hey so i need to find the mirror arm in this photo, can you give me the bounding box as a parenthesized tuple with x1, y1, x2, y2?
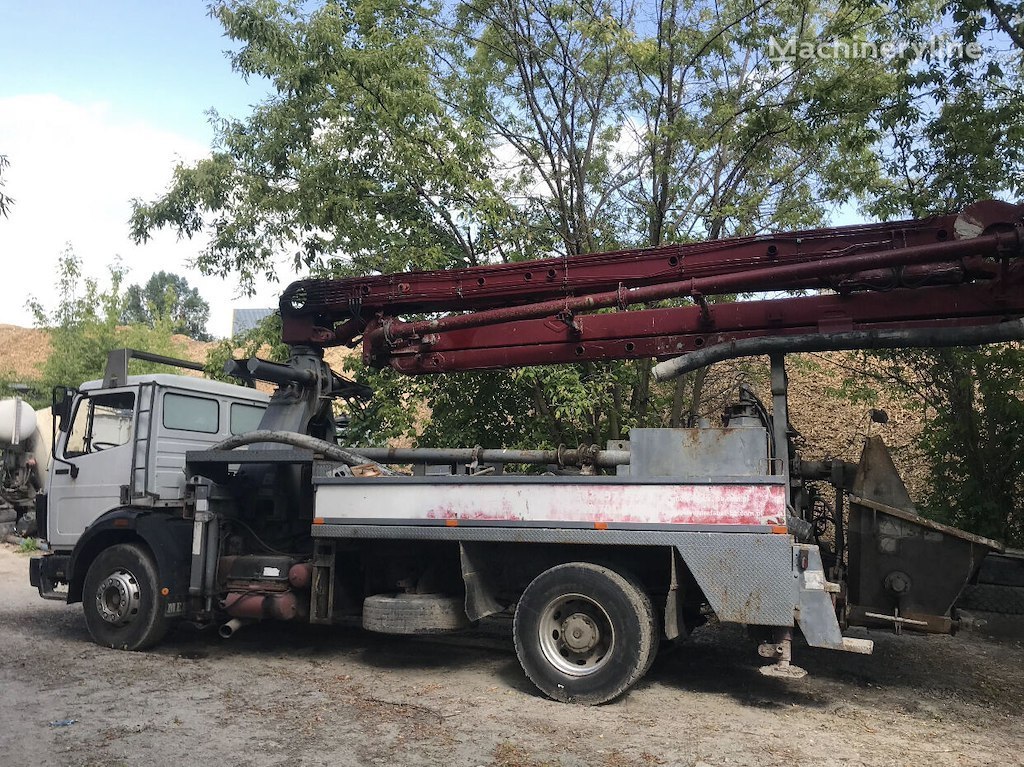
(50, 386, 80, 479)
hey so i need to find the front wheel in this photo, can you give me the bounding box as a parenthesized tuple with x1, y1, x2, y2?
(513, 562, 656, 704)
(82, 543, 169, 650)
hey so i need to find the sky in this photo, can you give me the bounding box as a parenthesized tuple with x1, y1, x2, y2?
(0, 1, 284, 339)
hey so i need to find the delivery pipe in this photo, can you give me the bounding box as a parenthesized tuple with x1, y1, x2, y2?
(210, 431, 398, 476)
(354, 446, 631, 468)
(652, 319, 1024, 381)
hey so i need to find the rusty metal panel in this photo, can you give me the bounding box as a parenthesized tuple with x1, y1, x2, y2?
(627, 427, 770, 479)
(674, 533, 796, 626)
(847, 496, 997, 619)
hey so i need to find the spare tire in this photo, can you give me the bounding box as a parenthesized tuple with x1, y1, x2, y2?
(362, 593, 472, 634)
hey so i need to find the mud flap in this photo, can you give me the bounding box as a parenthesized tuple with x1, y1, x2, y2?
(460, 542, 503, 621)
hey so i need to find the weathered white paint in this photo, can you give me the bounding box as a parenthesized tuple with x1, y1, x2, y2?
(315, 482, 786, 527)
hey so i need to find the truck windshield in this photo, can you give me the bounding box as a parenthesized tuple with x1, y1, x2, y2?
(65, 391, 135, 457)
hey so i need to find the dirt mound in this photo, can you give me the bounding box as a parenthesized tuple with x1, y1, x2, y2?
(787, 352, 927, 497)
(0, 325, 52, 380)
(171, 334, 219, 368)
(0, 326, 218, 381)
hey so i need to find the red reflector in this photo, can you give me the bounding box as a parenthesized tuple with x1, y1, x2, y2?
(113, 518, 130, 528)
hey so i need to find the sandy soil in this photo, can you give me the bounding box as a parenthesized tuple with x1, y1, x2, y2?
(1, 543, 1022, 767)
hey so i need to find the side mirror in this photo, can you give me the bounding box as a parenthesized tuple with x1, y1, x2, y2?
(51, 387, 77, 431)
(50, 387, 80, 479)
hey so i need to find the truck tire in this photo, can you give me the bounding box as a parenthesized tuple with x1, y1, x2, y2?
(362, 593, 472, 634)
(82, 543, 169, 651)
(513, 562, 656, 705)
(957, 584, 1024, 615)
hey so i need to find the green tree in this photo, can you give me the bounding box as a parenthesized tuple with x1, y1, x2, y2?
(28, 249, 186, 390)
(130, 0, 525, 290)
(837, 0, 1024, 544)
(121, 271, 212, 341)
(861, 0, 1024, 217)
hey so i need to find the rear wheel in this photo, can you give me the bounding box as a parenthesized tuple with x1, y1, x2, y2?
(513, 562, 656, 704)
(82, 543, 169, 650)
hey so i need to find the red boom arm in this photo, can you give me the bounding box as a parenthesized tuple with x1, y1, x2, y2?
(279, 200, 1024, 374)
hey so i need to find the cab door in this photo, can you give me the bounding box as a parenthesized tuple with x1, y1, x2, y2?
(46, 387, 138, 549)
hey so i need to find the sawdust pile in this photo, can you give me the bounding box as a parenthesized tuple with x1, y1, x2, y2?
(0, 325, 53, 380)
(0, 326, 219, 381)
(786, 352, 928, 498)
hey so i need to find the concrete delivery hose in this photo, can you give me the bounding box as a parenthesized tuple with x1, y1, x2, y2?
(210, 430, 399, 476)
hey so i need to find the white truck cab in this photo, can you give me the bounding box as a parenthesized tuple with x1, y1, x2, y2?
(45, 373, 269, 551)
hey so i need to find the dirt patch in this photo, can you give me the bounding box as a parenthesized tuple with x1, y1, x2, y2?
(0, 324, 53, 380)
(2, 544, 1023, 767)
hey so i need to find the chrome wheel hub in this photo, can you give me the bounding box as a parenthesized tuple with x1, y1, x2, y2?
(538, 594, 614, 677)
(95, 569, 141, 626)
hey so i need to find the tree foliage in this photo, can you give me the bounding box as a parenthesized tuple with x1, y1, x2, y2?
(838, 0, 1024, 545)
(121, 271, 212, 341)
(28, 250, 187, 391)
(862, 0, 1024, 217)
(839, 347, 1023, 546)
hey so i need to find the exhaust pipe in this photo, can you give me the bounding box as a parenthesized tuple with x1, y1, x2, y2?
(219, 618, 251, 639)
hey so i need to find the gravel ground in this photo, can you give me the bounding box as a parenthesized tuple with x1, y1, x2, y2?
(2, 543, 1022, 767)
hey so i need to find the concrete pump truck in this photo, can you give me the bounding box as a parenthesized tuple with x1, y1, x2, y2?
(29, 200, 1020, 703)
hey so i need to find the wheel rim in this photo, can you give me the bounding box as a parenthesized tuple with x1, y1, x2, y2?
(95, 568, 141, 626)
(537, 593, 614, 676)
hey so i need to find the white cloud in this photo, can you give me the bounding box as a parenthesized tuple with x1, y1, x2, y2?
(0, 94, 284, 338)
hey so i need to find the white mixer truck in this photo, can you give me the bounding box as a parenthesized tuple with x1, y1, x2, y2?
(0, 395, 51, 539)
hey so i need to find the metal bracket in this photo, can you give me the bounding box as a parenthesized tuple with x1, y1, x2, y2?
(555, 309, 583, 334)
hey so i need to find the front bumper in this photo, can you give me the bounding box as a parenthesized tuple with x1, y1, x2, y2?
(29, 553, 71, 601)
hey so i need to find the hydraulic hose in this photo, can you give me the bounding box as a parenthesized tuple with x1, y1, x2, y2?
(209, 430, 399, 476)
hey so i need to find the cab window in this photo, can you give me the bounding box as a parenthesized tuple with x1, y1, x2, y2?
(163, 393, 219, 434)
(64, 392, 135, 457)
(230, 402, 266, 435)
